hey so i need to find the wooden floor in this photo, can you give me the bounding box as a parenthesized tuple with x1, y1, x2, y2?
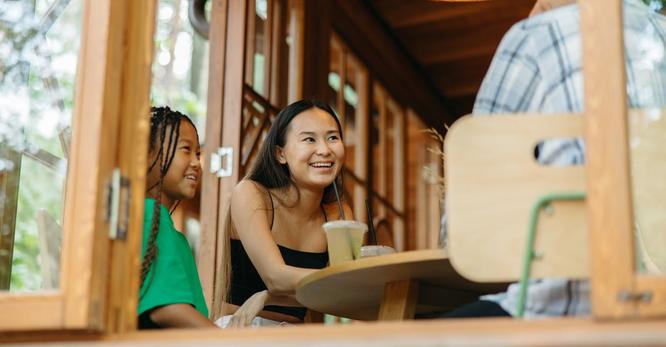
(3, 318, 666, 346)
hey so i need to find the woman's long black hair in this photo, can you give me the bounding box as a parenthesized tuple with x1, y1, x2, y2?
(246, 99, 344, 204)
(213, 100, 344, 317)
(140, 106, 197, 287)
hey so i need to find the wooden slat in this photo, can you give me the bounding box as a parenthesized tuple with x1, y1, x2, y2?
(636, 277, 666, 317)
(0, 145, 21, 290)
(245, 0, 256, 88)
(353, 63, 369, 224)
(580, 0, 636, 319)
(4, 318, 666, 346)
(198, 0, 228, 311)
(393, 106, 406, 252)
(61, 0, 126, 330)
(446, 114, 587, 281)
(287, 0, 304, 103)
(212, 0, 247, 318)
(0, 294, 63, 330)
(106, 0, 156, 333)
(374, 0, 531, 29)
(263, 0, 273, 100)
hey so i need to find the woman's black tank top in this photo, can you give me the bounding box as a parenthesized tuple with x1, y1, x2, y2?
(228, 194, 328, 320)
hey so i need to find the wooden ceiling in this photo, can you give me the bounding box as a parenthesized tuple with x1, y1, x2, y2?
(367, 0, 535, 118)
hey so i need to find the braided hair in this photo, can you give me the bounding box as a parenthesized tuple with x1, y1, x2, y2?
(140, 106, 197, 287)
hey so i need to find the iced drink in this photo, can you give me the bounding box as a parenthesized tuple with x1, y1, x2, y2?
(322, 220, 368, 266)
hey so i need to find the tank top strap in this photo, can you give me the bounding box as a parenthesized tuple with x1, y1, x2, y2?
(268, 191, 275, 230)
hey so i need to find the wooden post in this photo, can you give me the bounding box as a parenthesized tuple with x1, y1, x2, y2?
(212, 0, 248, 318)
(198, 0, 228, 314)
(580, 0, 636, 318)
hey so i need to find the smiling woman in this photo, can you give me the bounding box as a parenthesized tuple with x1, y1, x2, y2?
(214, 100, 353, 328)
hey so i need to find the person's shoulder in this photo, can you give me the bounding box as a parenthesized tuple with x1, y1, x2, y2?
(231, 179, 270, 207)
(505, 3, 579, 38)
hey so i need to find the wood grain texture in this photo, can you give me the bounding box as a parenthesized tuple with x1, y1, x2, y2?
(446, 113, 587, 281)
(295, 249, 506, 320)
(198, 0, 227, 313)
(378, 280, 419, 320)
(106, 0, 156, 333)
(580, 0, 636, 319)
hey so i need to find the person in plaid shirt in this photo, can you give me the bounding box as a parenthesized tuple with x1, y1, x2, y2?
(442, 0, 666, 318)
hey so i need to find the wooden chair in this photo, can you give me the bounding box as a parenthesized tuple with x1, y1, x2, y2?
(445, 110, 665, 316)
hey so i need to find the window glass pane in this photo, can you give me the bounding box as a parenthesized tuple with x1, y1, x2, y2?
(625, 1, 666, 274)
(371, 86, 382, 197)
(0, 0, 82, 292)
(386, 101, 397, 205)
(152, 0, 209, 143)
(344, 55, 359, 174)
(328, 37, 342, 108)
(151, 0, 210, 252)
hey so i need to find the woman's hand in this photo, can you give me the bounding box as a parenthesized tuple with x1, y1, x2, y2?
(227, 290, 269, 328)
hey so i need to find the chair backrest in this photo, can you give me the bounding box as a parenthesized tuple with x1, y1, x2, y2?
(445, 113, 587, 282)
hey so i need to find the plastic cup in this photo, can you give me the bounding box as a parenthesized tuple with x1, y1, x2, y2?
(359, 245, 396, 258)
(322, 220, 368, 266)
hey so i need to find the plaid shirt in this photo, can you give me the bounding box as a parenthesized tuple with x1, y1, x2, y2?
(474, 0, 666, 318)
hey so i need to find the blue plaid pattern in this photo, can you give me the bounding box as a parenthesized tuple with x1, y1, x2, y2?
(474, 0, 666, 317)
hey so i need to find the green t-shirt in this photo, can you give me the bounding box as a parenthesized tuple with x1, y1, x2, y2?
(138, 198, 208, 319)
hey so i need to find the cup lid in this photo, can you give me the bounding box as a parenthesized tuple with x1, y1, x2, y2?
(322, 220, 368, 231)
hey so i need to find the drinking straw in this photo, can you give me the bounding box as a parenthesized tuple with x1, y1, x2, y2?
(332, 180, 346, 220)
(365, 198, 377, 245)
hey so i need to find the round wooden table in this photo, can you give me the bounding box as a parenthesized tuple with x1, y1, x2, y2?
(296, 249, 508, 321)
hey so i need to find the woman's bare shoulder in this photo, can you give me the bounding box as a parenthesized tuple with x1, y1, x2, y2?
(231, 180, 271, 207)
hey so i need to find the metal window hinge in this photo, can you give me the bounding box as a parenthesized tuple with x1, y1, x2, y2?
(617, 290, 652, 303)
(210, 147, 233, 177)
(106, 168, 130, 240)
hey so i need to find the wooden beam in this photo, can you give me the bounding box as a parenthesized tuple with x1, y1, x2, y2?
(106, 0, 156, 333)
(374, 0, 532, 29)
(333, 0, 455, 129)
(407, 20, 516, 66)
(212, 0, 247, 318)
(198, 0, 227, 313)
(581, 0, 636, 318)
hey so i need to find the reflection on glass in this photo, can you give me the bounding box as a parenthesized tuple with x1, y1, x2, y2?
(0, 0, 82, 292)
(344, 57, 358, 174)
(151, 0, 210, 254)
(624, 0, 666, 274)
(152, 0, 209, 142)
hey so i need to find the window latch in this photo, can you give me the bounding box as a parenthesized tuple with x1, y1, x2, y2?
(210, 147, 234, 177)
(106, 168, 130, 240)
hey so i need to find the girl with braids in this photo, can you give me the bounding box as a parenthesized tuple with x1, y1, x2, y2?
(215, 100, 352, 328)
(138, 106, 215, 329)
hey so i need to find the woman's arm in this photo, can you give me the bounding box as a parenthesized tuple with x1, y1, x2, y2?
(149, 304, 216, 328)
(230, 181, 317, 296)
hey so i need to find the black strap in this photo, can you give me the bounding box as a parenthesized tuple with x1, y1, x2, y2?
(268, 191, 275, 230)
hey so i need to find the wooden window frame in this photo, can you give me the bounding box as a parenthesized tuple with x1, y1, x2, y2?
(582, 0, 666, 319)
(0, 0, 155, 332)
